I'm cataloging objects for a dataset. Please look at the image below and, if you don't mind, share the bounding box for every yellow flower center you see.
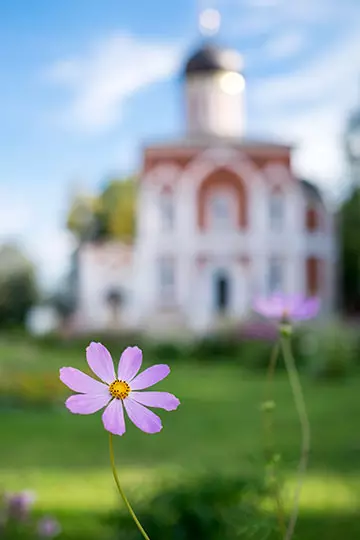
[109,380,130,400]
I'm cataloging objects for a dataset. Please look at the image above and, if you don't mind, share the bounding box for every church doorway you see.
[214,271,231,314]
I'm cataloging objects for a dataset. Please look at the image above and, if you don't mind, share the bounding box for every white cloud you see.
[248,24,360,195]
[253,29,360,107]
[0,190,32,239]
[268,106,345,196]
[47,32,182,133]
[26,228,75,290]
[0,187,74,289]
[264,31,306,60]
[242,0,282,7]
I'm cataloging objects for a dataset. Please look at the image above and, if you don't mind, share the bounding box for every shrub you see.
[190,335,242,361]
[302,323,358,380]
[0,372,66,409]
[109,474,275,540]
[0,490,60,539]
[148,341,190,362]
[239,340,274,371]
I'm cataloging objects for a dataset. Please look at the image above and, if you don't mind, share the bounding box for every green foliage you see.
[0,244,38,328]
[238,340,274,371]
[149,340,191,362]
[0,491,60,540]
[0,371,66,409]
[66,177,137,242]
[66,194,105,241]
[190,335,242,360]
[1,334,360,539]
[100,177,137,242]
[339,186,360,313]
[109,475,275,540]
[301,323,358,380]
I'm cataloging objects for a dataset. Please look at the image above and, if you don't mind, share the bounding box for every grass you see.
[1,333,360,539]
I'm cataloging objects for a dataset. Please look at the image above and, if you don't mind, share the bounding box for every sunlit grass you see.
[1,334,360,539]
[2,468,359,513]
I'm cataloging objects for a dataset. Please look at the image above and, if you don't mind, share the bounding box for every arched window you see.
[198,168,247,231]
[305,204,320,232]
[306,257,321,296]
[214,271,231,313]
[269,189,284,231]
[158,256,176,306]
[105,288,123,327]
[208,189,235,230]
[159,189,175,232]
[268,257,283,294]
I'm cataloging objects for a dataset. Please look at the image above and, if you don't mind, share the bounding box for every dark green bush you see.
[302,324,358,380]
[190,335,242,361]
[109,474,275,540]
[239,340,274,371]
[148,341,190,362]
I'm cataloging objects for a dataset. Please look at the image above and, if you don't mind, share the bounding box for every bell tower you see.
[183,6,245,138]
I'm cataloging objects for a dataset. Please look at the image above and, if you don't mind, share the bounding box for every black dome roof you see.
[184,43,243,76]
[299,179,324,203]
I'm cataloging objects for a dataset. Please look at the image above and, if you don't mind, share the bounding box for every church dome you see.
[299,179,324,204]
[184,43,243,76]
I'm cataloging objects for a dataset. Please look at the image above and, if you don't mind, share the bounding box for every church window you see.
[268,257,283,294]
[269,190,284,231]
[306,256,321,296]
[209,190,234,230]
[198,169,248,231]
[159,190,175,231]
[306,204,320,232]
[158,256,176,305]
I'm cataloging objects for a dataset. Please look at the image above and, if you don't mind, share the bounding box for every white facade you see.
[74,150,336,336]
[74,242,136,332]
[185,71,245,138]
[73,43,337,336]
[131,147,336,335]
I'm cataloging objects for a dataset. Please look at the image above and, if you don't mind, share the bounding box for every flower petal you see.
[86,342,116,384]
[123,398,162,434]
[130,364,170,391]
[130,391,180,411]
[102,399,126,436]
[118,346,143,382]
[65,393,111,415]
[60,367,109,395]
[253,297,284,319]
[295,297,320,320]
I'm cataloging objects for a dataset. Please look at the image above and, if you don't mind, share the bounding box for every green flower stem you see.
[109,433,151,540]
[280,331,311,540]
[262,340,286,537]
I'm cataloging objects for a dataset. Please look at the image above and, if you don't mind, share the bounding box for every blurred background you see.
[1,0,360,539]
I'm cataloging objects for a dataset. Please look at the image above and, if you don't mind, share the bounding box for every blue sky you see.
[0,0,359,287]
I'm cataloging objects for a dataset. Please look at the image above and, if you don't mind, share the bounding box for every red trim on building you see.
[198,168,248,230]
[306,256,322,296]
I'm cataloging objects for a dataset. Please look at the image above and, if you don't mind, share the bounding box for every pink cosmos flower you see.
[60,343,180,436]
[37,516,61,538]
[254,294,320,321]
[5,491,36,521]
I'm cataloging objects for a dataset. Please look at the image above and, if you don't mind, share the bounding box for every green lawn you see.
[1,335,360,539]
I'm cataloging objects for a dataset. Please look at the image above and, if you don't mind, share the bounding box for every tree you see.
[0,244,38,327]
[339,186,360,313]
[66,194,108,242]
[66,176,137,243]
[99,177,137,242]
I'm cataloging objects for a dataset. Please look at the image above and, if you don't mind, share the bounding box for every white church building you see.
[72,42,337,336]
